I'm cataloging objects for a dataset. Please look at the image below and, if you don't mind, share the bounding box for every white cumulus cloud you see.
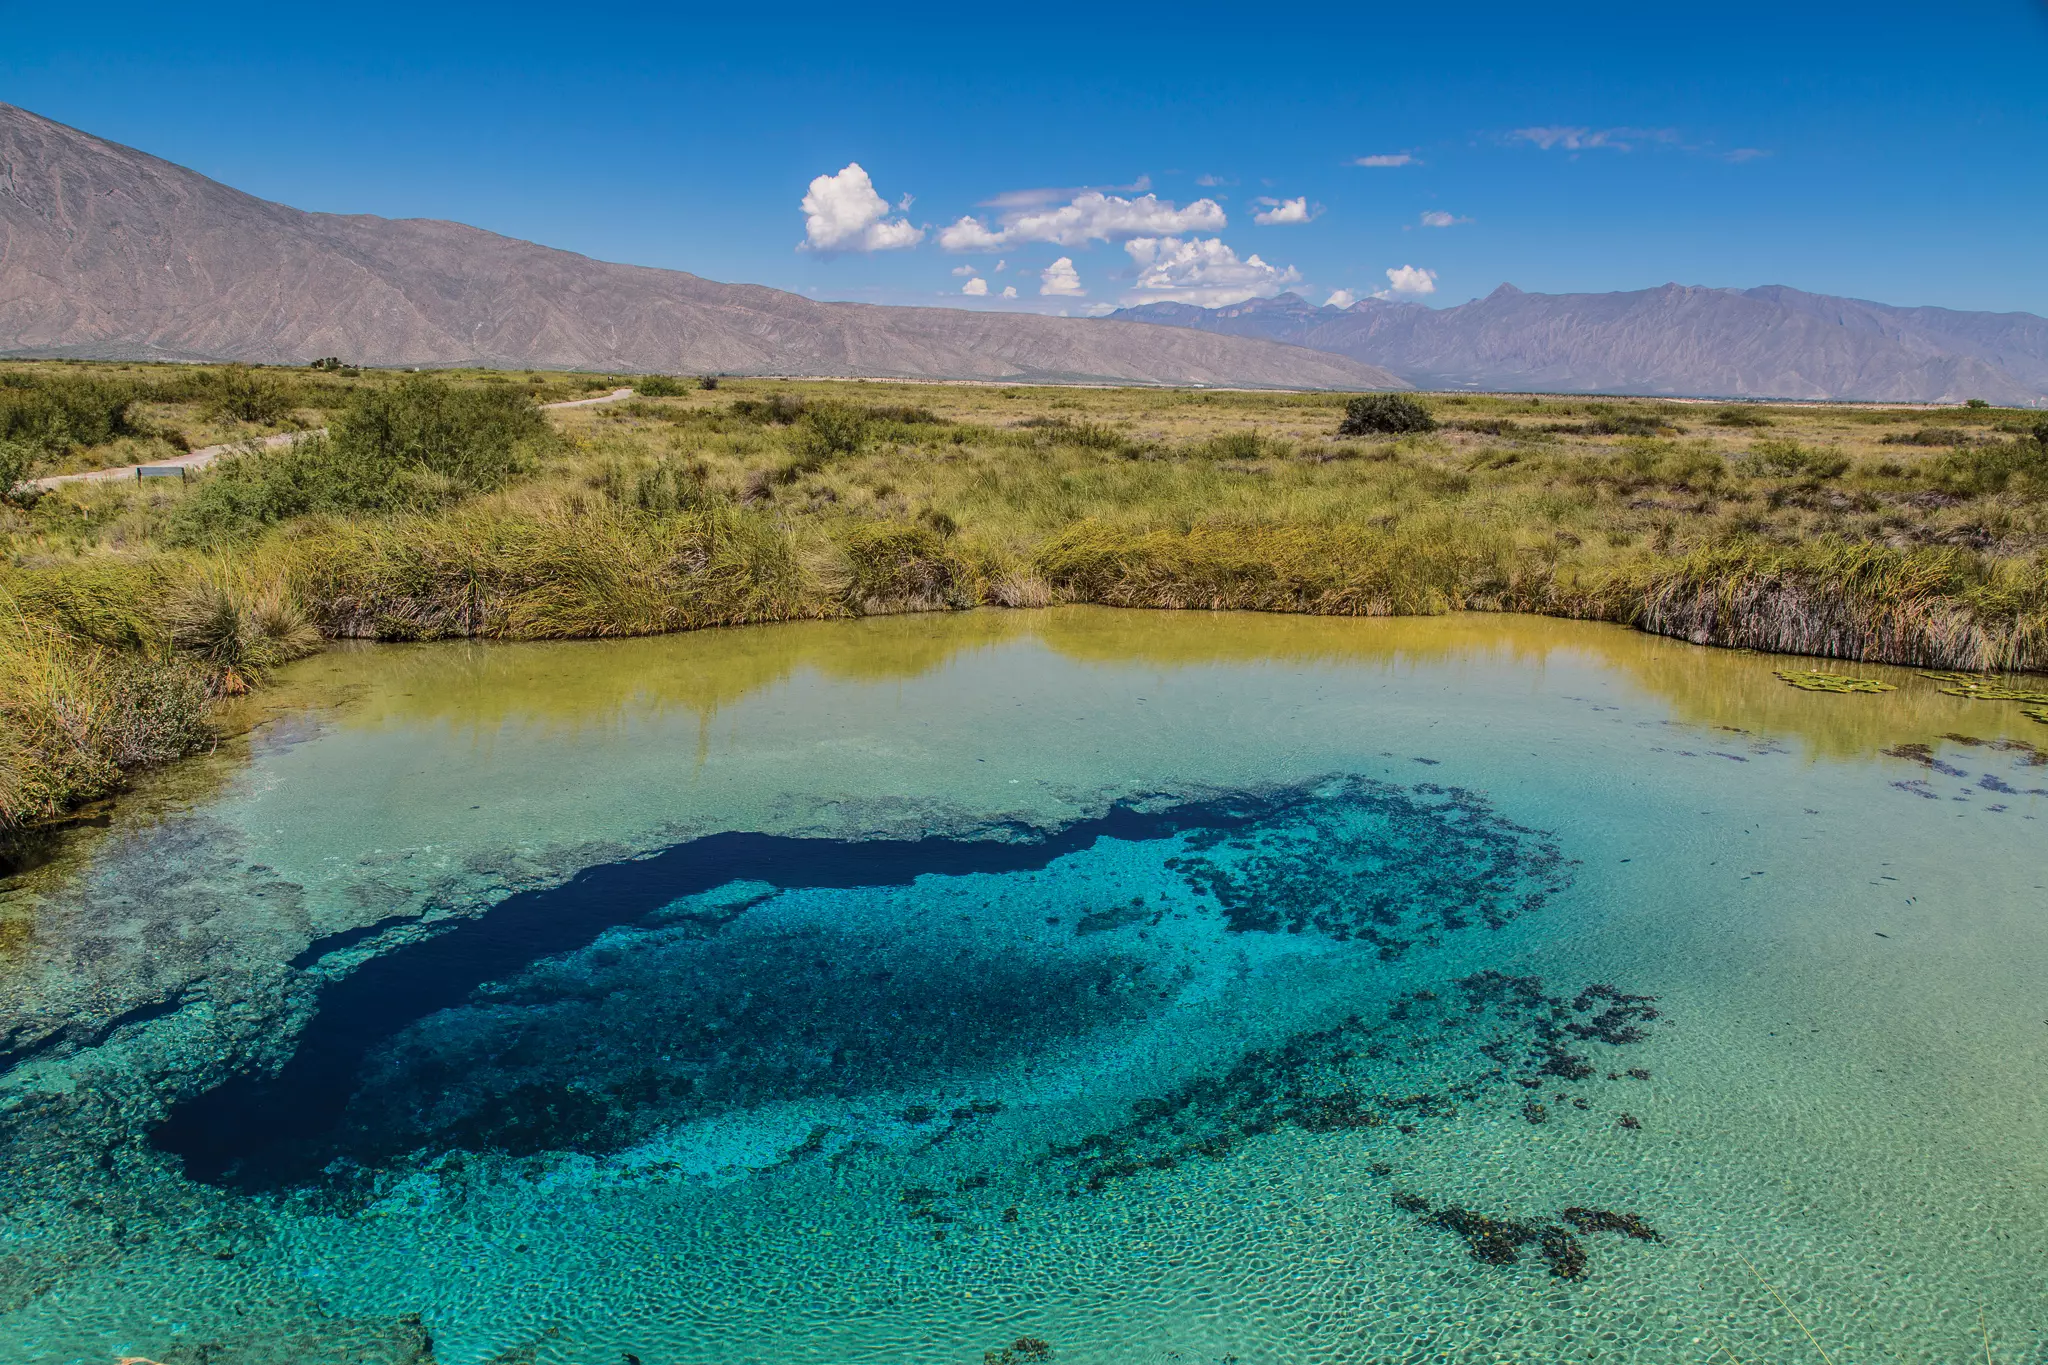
[1039,256,1086,297]
[1374,265,1437,299]
[800,163,923,252]
[936,216,1008,251]
[939,191,1226,251]
[1001,285,1018,299]
[950,264,976,276]
[1120,237,1300,308]
[1354,153,1417,167]
[1418,210,1471,228]
[1324,290,1358,309]
[1252,196,1317,225]
[961,277,989,296]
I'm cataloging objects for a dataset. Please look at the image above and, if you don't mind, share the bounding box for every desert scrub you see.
[1339,393,1437,436]
[168,376,559,545]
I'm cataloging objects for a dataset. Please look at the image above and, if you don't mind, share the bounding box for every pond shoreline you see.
[4,598,2042,870]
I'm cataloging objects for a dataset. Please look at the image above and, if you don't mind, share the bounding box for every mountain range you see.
[0,104,1398,390]
[1111,286,2048,405]
[5,101,2044,403]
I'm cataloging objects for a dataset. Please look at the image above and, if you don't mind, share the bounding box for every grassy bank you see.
[4,360,2046,834]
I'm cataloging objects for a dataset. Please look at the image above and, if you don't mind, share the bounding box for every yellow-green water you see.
[1,609,2043,1364]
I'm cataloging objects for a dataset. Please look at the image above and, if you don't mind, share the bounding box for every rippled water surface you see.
[3,609,2044,1364]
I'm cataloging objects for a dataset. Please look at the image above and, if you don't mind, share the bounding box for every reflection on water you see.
[1,608,2044,1365]
[266,608,2046,762]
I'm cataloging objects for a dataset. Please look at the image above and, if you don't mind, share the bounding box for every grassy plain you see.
[3,359,2046,835]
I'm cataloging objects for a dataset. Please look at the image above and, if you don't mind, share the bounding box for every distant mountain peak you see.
[1106,279,2048,403]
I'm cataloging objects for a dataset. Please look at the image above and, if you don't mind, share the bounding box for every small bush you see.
[1926,441,2048,497]
[0,373,139,451]
[1741,439,1849,480]
[1338,393,1436,436]
[796,404,871,459]
[0,438,35,496]
[1882,427,1970,447]
[1589,413,1672,437]
[1710,407,1773,428]
[635,375,690,398]
[170,379,553,545]
[1018,417,1133,454]
[330,375,551,492]
[699,375,720,391]
[731,392,809,424]
[205,365,295,425]
[862,404,945,425]
[607,458,715,515]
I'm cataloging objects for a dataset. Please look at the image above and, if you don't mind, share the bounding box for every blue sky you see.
[5,1,2045,316]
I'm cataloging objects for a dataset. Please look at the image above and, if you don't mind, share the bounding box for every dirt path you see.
[28,386,636,491]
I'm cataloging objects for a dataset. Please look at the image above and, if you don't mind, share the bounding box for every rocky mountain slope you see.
[0,105,1401,390]
[1114,285,2048,404]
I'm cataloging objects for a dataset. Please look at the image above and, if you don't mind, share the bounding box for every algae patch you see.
[1774,669,1896,695]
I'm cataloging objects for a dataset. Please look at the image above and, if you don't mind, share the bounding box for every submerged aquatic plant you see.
[1774,669,1897,694]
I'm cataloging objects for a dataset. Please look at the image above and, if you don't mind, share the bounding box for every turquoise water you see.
[1,609,2044,1364]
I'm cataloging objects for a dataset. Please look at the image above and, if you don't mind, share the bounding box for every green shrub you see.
[1017,417,1133,454]
[1882,427,1970,447]
[796,404,871,458]
[330,375,551,492]
[634,375,690,398]
[731,392,809,424]
[603,458,715,515]
[1586,411,1676,437]
[205,365,295,425]
[1710,407,1773,428]
[1926,441,2048,497]
[169,378,553,545]
[0,438,35,496]
[1741,439,1849,479]
[0,373,139,451]
[837,522,971,612]
[1338,393,1436,436]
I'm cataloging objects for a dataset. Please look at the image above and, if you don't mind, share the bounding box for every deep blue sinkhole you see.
[150,792,1282,1191]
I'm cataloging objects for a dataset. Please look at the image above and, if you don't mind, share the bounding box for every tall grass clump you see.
[1034,519,1503,615]
[0,623,213,828]
[834,522,977,614]
[288,505,815,640]
[163,568,324,695]
[1633,539,2046,671]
